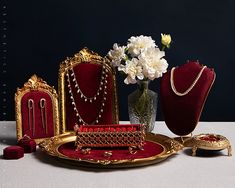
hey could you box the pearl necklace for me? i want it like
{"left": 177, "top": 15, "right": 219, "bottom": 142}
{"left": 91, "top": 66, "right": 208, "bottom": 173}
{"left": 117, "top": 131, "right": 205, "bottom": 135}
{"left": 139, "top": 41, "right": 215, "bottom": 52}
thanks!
{"left": 66, "top": 65, "right": 108, "bottom": 125}
{"left": 170, "top": 65, "right": 207, "bottom": 96}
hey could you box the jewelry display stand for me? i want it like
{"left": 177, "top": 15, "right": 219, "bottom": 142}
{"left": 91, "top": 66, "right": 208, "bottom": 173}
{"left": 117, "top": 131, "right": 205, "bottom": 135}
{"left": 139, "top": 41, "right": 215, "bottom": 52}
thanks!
{"left": 58, "top": 48, "right": 119, "bottom": 133}
{"left": 160, "top": 61, "right": 232, "bottom": 156}
{"left": 15, "top": 75, "right": 59, "bottom": 144}
{"left": 161, "top": 61, "right": 215, "bottom": 136}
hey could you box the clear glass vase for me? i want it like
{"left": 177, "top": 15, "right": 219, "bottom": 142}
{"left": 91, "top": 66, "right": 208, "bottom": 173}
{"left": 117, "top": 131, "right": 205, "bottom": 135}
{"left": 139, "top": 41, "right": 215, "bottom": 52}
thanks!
{"left": 128, "top": 80, "right": 158, "bottom": 132}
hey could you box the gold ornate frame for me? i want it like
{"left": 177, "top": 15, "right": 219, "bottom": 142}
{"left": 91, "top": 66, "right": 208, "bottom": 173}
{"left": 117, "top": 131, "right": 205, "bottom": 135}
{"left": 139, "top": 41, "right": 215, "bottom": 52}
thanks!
{"left": 15, "top": 74, "right": 60, "bottom": 144}
{"left": 58, "top": 48, "right": 119, "bottom": 133}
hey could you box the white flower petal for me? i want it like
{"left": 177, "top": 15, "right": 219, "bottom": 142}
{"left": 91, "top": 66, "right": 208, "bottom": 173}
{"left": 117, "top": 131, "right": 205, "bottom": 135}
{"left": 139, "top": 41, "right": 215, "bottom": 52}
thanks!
{"left": 127, "top": 35, "right": 156, "bottom": 57}
{"left": 107, "top": 43, "right": 126, "bottom": 67}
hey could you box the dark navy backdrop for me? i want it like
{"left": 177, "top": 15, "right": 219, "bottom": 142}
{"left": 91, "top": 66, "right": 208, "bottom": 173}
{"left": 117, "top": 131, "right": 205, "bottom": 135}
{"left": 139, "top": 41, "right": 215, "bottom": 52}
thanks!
{"left": 1, "top": 0, "right": 235, "bottom": 121}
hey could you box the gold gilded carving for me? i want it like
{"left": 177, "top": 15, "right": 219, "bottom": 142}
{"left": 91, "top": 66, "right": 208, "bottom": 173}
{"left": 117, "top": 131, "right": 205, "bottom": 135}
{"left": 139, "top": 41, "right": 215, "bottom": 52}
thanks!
{"left": 191, "top": 134, "right": 232, "bottom": 156}
{"left": 58, "top": 47, "right": 119, "bottom": 133}
{"left": 15, "top": 74, "right": 59, "bottom": 144}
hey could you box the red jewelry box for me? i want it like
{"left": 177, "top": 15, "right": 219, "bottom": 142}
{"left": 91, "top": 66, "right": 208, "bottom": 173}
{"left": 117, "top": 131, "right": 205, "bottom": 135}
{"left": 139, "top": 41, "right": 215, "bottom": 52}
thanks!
{"left": 74, "top": 124, "right": 145, "bottom": 149}
{"left": 3, "top": 146, "right": 24, "bottom": 160}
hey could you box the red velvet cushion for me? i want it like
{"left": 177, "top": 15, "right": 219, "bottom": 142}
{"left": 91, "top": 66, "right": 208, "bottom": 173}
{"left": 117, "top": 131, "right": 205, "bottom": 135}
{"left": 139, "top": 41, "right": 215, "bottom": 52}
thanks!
{"left": 3, "top": 146, "right": 24, "bottom": 159}
{"left": 21, "top": 91, "right": 55, "bottom": 139}
{"left": 58, "top": 141, "right": 164, "bottom": 161}
{"left": 65, "top": 63, "right": 114, "bottom": 131}
{"left": 199, "top": 135, "right": 220, "bottom": 142}
{"left": 18, "top": 137, "right": 36, "bottom": 153}
{"left": 160, "top": 61, "right": 215, "bottom": 136}
{"left": 77, "top": 124, "right": 141, "bottom": 132}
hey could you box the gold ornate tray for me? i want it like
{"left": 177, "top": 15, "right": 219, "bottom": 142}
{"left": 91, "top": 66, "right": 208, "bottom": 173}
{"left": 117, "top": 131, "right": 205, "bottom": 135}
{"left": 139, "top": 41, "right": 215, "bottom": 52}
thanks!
{"left": 39, "top": 132, "right": 183, "bottom": 168}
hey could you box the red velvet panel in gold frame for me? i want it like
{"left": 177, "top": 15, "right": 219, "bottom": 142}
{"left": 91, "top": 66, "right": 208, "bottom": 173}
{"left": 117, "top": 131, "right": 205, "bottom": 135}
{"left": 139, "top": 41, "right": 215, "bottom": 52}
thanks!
{"left": 15, "top": 75, "right": 60, "bottom": 144}
{"left": 58, "top": 48, "right": 119, "bottom": 133}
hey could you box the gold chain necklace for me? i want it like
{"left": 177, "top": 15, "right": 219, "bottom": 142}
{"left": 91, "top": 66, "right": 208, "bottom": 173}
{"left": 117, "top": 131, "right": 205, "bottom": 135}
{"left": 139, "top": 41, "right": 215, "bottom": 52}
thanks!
{"left": 170, "top": 65, "right": 207, "bottom": 96}
{"left": 66, "top": 66, "right": 108, "bottom": 125}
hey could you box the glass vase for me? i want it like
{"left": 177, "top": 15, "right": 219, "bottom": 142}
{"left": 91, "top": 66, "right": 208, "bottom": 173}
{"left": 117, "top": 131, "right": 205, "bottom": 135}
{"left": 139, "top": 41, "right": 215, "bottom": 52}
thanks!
{"left": 128, "top": 80, "right": 158, "bottom": 132}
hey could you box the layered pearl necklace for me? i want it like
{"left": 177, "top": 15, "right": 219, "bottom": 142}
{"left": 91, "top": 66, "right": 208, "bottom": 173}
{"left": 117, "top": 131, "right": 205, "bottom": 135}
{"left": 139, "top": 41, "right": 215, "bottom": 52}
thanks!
{"left": 66, "top": 65, "right": 109, "bottom": 125}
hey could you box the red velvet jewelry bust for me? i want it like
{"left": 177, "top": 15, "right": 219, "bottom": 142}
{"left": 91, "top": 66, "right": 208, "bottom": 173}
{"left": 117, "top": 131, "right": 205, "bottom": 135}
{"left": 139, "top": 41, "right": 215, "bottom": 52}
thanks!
{"left": 160, "top": 61, "right": 215, "bottom": 136}
{"left": 59, "top": 48, "right": 119, "bottom": 133}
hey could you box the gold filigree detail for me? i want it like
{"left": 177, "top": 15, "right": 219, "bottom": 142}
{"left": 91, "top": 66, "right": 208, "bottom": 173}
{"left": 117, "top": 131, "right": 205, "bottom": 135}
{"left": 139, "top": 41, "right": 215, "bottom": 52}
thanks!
{"left": 58, "top": 47, "right": 119, "bottom": 133}
{"left": 15, "top": 74, "right": 60, "bottom": 144}
{"left": 75, "top": 129, "right": 145, "bottom": 149}
{"left": 191, "top": 134, "right": 232, "bottom": 156}
{"left": 16, "top": 74, "right": 57, "bottom": 95}
{"left": 164, "top": 138, "right": 184, "bottom": 154}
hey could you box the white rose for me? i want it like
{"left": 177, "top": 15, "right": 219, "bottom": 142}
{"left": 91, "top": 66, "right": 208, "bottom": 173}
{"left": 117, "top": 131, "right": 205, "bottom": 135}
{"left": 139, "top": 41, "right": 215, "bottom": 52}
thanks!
{"left": 139, "top": 47, "right": 168, "bottom": 80}
{"left": 118, "top": 58, "right": 144, "bottom": 84}
{"left": 127, "top": 35, "right": 156, "bottom": 57}
{"left": 161, "top": 33, "right": 172, "bottom": 48}
{"left": 107, "top": 43, "right": 126, "bottom": 67}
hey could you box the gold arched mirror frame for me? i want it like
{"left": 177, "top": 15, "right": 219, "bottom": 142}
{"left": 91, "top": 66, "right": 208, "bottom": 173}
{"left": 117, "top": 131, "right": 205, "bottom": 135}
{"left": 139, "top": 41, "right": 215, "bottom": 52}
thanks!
{"left": 58, "top": 48, "right": 119, "bottom": 133}
{"left": 15, "top": 75, "right": 60, "bottom": 144}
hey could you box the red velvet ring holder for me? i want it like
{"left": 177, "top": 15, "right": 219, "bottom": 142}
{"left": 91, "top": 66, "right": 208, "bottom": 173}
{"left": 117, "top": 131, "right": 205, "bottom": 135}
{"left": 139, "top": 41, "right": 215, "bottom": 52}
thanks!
{"left": 3, "top": 146, "right": 24, "bottom": 160}
{"left": 160, "top": 61, "right": 215, "bottom": 136}
{"left": 18, "top": 135, "right": 36, "bottom": 153}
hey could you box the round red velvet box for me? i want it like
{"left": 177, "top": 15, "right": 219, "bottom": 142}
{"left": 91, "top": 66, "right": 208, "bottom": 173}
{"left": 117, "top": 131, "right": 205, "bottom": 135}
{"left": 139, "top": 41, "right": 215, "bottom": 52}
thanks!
{"left": 18, "top": 139, "right": 36, "bottom": 153}
{"left": 3, "top": 146, "right": 24, "bottom": 159}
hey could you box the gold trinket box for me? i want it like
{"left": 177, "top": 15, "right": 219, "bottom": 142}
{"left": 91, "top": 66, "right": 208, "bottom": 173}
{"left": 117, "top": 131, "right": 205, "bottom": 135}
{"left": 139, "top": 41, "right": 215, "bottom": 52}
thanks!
{"left": 191, "top": 134, "right": 232, "bottom": 156}
{"left": 74, "top": 124, "right": 145, "bottom": 150}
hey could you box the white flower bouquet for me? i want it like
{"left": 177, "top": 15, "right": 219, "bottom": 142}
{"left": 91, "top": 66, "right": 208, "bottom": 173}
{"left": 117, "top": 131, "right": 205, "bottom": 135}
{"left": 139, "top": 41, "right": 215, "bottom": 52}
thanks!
{"left": 107, "top": 34, "right": 172, "bottom": 131}
{"left": 107, "top": 34, "right": 171, "bottom": 84}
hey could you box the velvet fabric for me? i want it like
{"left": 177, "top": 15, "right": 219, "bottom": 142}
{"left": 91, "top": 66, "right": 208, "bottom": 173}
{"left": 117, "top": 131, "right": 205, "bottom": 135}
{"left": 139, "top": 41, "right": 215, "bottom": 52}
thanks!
{"left": 160, "top": 61, "right": 215, "bottom": 136}
{"left": 199, "top": 135, "right": 220, "bottom": 142}
{"left": 18, "top": 137, "right": 36, "bottom": 153}
{"left": 78, "top": 124, "right": 141, "bottom": 132}
{"left": 3, "top": 146, "right": 24, "bottom": 159}
{"left": 21, "top": 91, "right": 55, "bottom": 139}
{"left": 58, "top": 141, "right": 164, "bottom": 161}
{"left": 65, "top": 63, "right": 114, "bottom": 131}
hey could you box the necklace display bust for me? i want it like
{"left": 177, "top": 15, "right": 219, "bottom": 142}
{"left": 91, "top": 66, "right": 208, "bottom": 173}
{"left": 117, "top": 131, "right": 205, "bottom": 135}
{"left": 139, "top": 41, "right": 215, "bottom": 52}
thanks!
{"left": 160, "top": 61, "right": 216, "bottom": 136}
